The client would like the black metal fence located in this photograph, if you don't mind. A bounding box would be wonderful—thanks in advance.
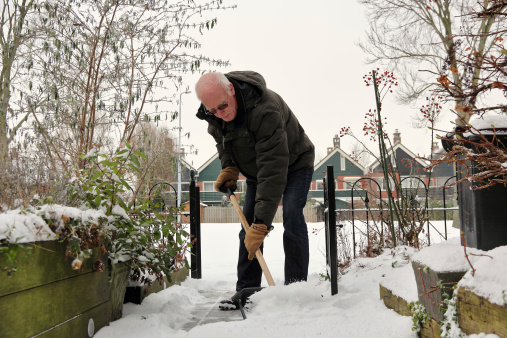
[336,175,457,258]
[148,175,202,279]
[148,182,178,211]
[323,166,458,293]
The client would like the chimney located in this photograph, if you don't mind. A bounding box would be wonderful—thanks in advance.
[333,134,340,148]
[180,147,185,158]
[432,142,439,152]
[393,129,401,144]
[327,147,333,154]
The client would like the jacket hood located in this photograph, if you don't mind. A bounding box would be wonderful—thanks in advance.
[225,71,267,95]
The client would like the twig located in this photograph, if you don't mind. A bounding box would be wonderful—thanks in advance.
[461,231,476,277]
[418,264,437,306]
[470,253,493,259]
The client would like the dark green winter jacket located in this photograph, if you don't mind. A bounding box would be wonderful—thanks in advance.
[196,71,315,225]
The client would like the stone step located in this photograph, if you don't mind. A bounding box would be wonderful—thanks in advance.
[457,287,507,337]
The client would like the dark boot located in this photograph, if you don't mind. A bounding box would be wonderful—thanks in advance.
[218,291,250,310]
[218,287,263,311]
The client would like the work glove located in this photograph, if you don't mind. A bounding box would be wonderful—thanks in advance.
[245,223,271,260]
[215,166,239,193]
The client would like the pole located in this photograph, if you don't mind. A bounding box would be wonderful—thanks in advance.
[177,90,190,223]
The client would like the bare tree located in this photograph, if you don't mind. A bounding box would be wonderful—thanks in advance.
[130,122,178,201]
[0,0,36,163]
[358,0,506,126]
[19,0,231,171]
[425,2,507,189]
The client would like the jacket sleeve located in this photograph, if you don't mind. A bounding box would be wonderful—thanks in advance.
[252,110,289,225]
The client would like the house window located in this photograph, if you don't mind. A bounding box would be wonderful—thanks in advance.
[171,182,190,193]
[401,177,424,189]
[382,177,395,190]
[340,157,346,171]
[203,182,214,192]
[316,179,337,190]
[342,177,361,190]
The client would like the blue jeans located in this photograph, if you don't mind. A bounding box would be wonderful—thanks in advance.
[236,167,313,291]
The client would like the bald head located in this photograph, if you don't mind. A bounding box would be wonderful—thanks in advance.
[195,72,238,122]
[195,72,230,101]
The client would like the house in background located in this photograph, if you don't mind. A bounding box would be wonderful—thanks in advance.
[427,142,456,199]
[365,129,430,203]
[175,154,198,204]
[193,131,454,208]
[195,153,247,206]
[364,130,455,206]
[195,135,367,208]
[309,135,366,209]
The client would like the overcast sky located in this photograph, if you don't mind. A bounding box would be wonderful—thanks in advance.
[176,0,455,170]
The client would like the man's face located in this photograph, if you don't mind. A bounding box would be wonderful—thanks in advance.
[201,84,237,122]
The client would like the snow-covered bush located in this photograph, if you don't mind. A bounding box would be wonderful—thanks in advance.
[67,143,191,282]
[1,144,191,284]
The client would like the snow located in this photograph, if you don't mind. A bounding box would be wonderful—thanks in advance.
[0,209,57,243]
[0,205,121,244]
[112,205,131,220]
[379,247,419,303]
[1,209,505,337]
[82,147,100,159]
[411,237,483,272]
[459,245,507,306]
[92,221,505,338]
[36,204,113,229]
[466,113,507,135]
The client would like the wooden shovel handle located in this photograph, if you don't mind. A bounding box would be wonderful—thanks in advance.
[228,190,275,286]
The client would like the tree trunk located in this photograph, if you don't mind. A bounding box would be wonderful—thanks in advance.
[0,0,33,162]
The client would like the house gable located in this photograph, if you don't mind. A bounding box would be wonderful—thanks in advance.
[313,147,364,181]
[369,143,429,177]
[196,153,221,182]
[180,157,196,182]
[429,149,455,178]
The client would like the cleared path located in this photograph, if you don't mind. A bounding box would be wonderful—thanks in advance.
[182,290,243,330]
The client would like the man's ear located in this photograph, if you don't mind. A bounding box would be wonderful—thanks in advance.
[229,83,235,95]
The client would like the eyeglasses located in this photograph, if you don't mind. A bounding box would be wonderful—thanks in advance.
[204,93,229,115]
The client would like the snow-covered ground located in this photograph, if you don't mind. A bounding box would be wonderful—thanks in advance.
[1,209,504,337]
[93,221,506,338]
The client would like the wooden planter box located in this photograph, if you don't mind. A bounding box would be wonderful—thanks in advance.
[0,241,110,338]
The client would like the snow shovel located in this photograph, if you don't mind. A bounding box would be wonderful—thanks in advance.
[226,189,275,319]
[227,189,275,287]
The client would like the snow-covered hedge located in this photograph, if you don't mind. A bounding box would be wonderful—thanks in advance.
[1,144,190,283]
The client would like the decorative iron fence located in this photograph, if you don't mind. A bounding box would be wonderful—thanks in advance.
[148,182,178,211]
[329,174,457,258]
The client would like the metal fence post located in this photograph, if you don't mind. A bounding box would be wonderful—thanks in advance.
[324,165,338,296]
[189,170,202,279]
